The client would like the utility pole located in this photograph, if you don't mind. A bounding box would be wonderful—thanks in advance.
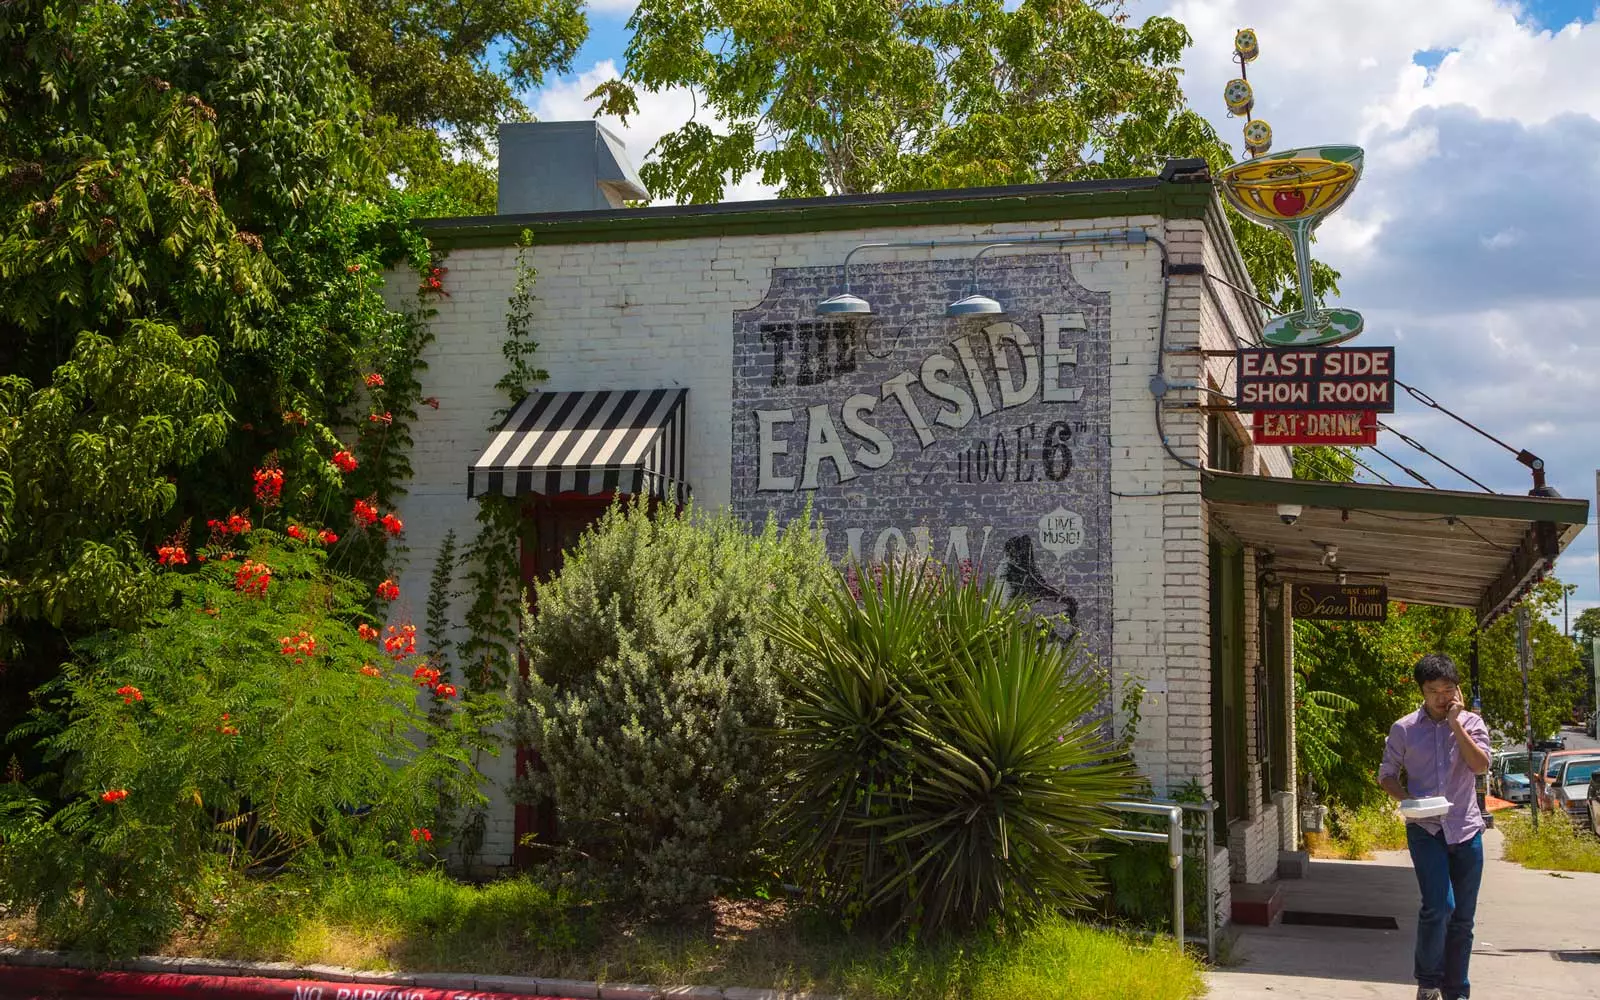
[1518,605,1538,832]
[1471,632,1488,826]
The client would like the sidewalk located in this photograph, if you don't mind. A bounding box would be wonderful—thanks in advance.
[1207,828,1600,999]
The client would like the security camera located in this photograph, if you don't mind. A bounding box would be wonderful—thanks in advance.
[1277,504,1303,526]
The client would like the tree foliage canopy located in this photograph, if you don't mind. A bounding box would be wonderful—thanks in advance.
[0,0,579,763]
[596,0,1338,311]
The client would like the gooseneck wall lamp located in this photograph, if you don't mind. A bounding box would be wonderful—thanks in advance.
[814,230,1149,319]
[815,242,892,315]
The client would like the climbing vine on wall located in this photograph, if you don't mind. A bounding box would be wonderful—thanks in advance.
[440,233,549,863]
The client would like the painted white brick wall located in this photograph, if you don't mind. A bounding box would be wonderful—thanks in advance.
[382,203,1290,874]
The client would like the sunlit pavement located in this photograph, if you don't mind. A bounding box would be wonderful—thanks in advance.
[1206,827,1600,999]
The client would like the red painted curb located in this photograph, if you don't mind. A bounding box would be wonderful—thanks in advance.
[0,965,565,1000]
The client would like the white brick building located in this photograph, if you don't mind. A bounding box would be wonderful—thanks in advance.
[383,124,1588,932]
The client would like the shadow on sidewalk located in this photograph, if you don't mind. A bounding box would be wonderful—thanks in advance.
[1223,855,1419,985]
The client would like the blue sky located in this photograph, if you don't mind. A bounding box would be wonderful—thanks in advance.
[523,0,1600,623]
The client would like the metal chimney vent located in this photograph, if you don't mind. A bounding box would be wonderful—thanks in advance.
[496,121,648,215]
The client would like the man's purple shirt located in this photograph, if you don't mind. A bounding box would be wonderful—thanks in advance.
[1378,705,1491,845]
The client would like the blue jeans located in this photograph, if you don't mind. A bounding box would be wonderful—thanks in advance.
[1406,824,1484,999]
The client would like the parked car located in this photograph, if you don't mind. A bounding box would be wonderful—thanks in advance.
[1492,751,1535,804]
[1532,736,1567,752]
[1588,769,1600,836]
[1535,749,1600,811]
[1548,757,1600,826]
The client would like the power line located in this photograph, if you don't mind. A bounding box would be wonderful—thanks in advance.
[1348,451,1395,485]
[1376,421,1496,493]
[1396,381,1521,458]
[1369,446,1437,489]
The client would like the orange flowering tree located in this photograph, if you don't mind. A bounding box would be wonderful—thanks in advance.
[0,502,493,954]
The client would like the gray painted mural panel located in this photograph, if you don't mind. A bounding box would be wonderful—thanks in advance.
[730,254,1113,668]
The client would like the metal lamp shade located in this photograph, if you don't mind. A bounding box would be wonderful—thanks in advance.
[946,293,1004,317]
[816,292,873,315]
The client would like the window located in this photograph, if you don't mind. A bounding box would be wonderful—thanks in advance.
[1208,414,1245,473]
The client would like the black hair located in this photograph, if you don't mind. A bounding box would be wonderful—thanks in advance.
[1414,653,1460,688]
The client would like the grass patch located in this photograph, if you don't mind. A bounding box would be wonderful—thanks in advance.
[6,866,1204,999]
[1307,803,1407,860]
[1499,812,1600,874]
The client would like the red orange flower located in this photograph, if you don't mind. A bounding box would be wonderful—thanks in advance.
[278,629,317,662]
[358,623,379,641]
[433,683,457,699]
[286,524,307,542]
[318,529,339,545]
[331,450,359,474]
[367,411,392,425]
[116,685,143,705]
[360,664,383,678]
[376,579,399,601]
[234,560,271,597]
[253,467,284,507]
[100,789,128,804]
[353,498,378,527]
[157,544,188,566]
[413,665,440,686]
[421,396,440,410]
[410,827,432,842]
[364,372,385,389]
[380,513,404,537]
[383,623,417,660]
[208,514,253,537]
[419,265,448,296]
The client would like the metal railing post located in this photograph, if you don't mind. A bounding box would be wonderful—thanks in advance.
[1168,803,1184,951]
[1102,800,1187,953]
[1101,797,1220,963]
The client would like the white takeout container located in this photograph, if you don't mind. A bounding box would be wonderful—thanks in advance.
[1400,796,1450,820]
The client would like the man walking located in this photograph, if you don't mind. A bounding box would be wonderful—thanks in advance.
[1378,653,1493,1000]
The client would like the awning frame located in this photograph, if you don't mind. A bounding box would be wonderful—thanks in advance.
[1202,472,1589,625]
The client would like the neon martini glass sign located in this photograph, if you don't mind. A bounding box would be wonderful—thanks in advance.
[1219,29,1365,348]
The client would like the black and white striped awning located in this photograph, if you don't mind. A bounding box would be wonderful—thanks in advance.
[468,389,688,503]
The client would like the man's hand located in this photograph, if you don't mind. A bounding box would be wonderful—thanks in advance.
[1446,687,1465,728]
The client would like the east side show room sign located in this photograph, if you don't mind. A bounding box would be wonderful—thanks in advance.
[1235,346,1396,412]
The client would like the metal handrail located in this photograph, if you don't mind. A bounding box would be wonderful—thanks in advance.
[1100,797,1220,962]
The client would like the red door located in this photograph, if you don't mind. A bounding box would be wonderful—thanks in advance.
[512,494,614,869]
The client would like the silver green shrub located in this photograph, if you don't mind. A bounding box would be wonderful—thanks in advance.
[513,499,831,909]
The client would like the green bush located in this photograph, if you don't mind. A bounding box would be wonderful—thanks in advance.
[1327,802,1407,859]
[0,520,491,955]
[765,561,1137,936]
[514,500,833,910]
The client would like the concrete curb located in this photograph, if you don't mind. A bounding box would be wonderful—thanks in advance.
[0,947,840,1000]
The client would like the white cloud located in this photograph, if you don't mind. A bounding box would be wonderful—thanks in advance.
[529,59,777,204]
[584,0,638,15]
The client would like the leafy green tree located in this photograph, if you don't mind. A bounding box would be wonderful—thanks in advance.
[1,0,358,639]
[596,0,1336,310]
[312,0,587,204]
[1575,606,1599,714]
[0,0,443,760]
[1476,579,1584,742]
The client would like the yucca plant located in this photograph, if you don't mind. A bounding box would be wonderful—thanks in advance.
[766,560,1136,936]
